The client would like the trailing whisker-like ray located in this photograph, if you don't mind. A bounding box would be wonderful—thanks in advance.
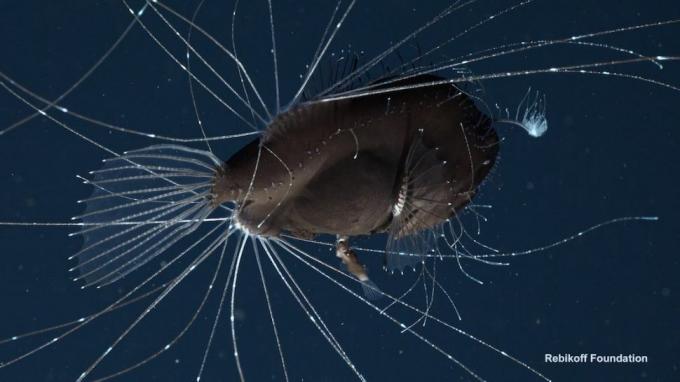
[195,238,239,382]
[400,261,438,332]
[282,200,644,278]
[334,0,537,94]
[186,0,215,155]
[456,219,501,256]
[0,282,169,356]
[442,212,507,267]
[469,216,660,260]
[230,0,259,127]
[435,18,680,71]
[413,215,661,264]
[433,224,496,272]
[0,217,229,370]
[252,238,289,382]
[317,0,481,98]
[379,264,425,315]
[143,0,270,125]
[422,261,463,321]
[303,0,343,98]
[328,16,680,100]
[381,0,537,81]
[449,239,487,285]
[119,0,264,130]
[447,236,508,267]
[74,223,234,382]
[362,7,674,93]
[276,239,551,382]
[252,145,294,230]
[464,203,492,236]
[412,38,666,80]
[0,69,260,143]
[148,0,274,123]
[275,239,488,382]
[260,239,366,382]
[0,219,232,229]
[0,6,141,138]
[90,234,234,382]
[543,67,680,91]
[322,55,680,103]
[266,0,281,114]
[290,0,357,106]
[228,233,248,382]
[421,261,439,325]
[279,213,656,278]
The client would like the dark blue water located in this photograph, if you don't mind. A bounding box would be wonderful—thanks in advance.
[1,1,678,381]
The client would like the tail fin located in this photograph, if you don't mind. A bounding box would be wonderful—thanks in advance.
[70,145,222,288]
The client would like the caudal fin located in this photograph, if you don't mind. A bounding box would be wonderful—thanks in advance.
[70,145,223,288]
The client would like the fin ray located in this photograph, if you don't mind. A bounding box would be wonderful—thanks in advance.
[73,145,221,287]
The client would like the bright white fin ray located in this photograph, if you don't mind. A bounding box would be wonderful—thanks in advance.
[73,224,233,382]
[0,13,139,137]
[90,236,232,382]
[318,0,484,98]
[321,17,680,100]
[185,0,215,155]
[0,219,231,370]
[0,69,260,143]
[120,0,265,130]
[289,0,358,106]
[230,0,260,128]
[275,239,548,382]
[282,215,659,262]
[196,238,239,382]
[261,239,367,382]
[319,55,680,104]
[323,0,536,97]
[252,239,290,382]
[143,0,270,126]
[149,0,274,123]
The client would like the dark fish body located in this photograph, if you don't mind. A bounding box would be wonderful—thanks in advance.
[214,75,499,239]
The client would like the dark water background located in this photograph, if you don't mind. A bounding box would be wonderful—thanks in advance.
[0,1,678,381]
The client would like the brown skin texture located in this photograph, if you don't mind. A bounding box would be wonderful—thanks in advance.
[212,75,499,240]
